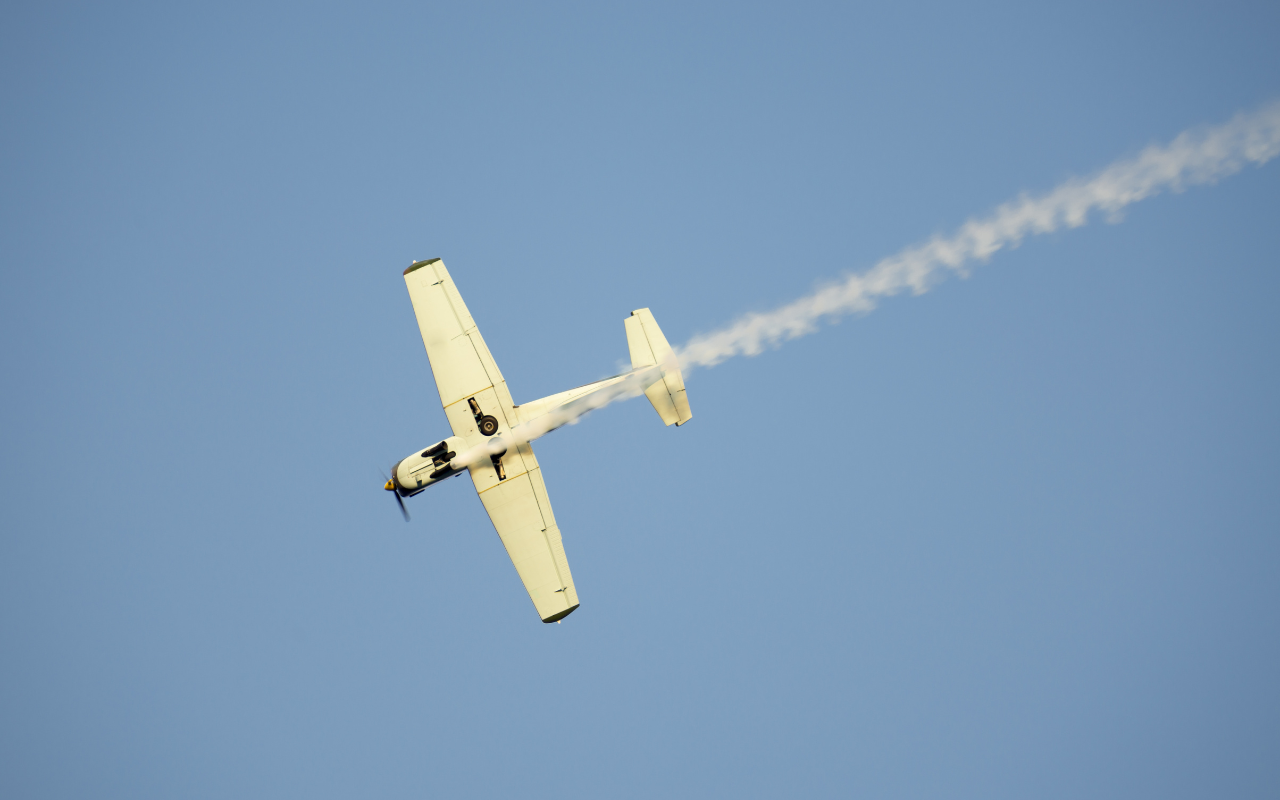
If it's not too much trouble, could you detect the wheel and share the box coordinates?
[478,415,500,436]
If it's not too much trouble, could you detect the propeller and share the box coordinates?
[380,467,410,522]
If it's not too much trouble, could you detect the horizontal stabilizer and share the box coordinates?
[625,309,692,426]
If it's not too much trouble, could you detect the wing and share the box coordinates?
[474,449,580,622]
[403,259,579,623]
[403,258,518,438]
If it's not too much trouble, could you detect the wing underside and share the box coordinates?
[403,259,517,436]
[403,259,579,622]
[475,460,579,622]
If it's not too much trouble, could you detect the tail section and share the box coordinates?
[625,309,693,426]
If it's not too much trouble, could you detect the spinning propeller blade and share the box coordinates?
[380,467,410,522]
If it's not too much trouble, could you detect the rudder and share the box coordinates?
[624,309,693,426]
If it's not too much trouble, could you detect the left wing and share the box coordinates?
[474,457,580,623]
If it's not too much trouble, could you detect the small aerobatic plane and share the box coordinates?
[384,259,692,623]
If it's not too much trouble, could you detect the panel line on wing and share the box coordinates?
[525,466,553,533]
[466,334,500,388]
[475,468,530,493]
[541,528,566,589]
[438,276,470,333]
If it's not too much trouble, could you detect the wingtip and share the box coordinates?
[404,257,442,275]
[542,604,579,623]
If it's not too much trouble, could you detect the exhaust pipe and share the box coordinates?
[429,462,458,480]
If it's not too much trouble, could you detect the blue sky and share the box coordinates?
[2,2,1279,797]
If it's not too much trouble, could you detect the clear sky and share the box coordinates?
[2,2,1279,798]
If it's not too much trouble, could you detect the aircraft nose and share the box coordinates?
[384,479,395,491]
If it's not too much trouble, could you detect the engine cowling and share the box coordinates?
[390,436,468,495]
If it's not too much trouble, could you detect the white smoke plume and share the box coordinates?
[457,100,1280,460]
[676,100,1280,370]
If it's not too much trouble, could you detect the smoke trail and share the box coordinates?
[676,100,1280,371]
[454,100,1280,459]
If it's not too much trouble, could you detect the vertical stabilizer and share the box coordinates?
[624,309,693,426]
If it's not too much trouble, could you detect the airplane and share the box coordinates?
[383,258,692,623]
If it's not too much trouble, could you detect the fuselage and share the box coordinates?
[387,435,469,496]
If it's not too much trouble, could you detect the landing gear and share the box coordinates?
[468,397,501,436]
[488,440,508,481]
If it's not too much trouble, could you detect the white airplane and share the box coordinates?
[384,258,692,623]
